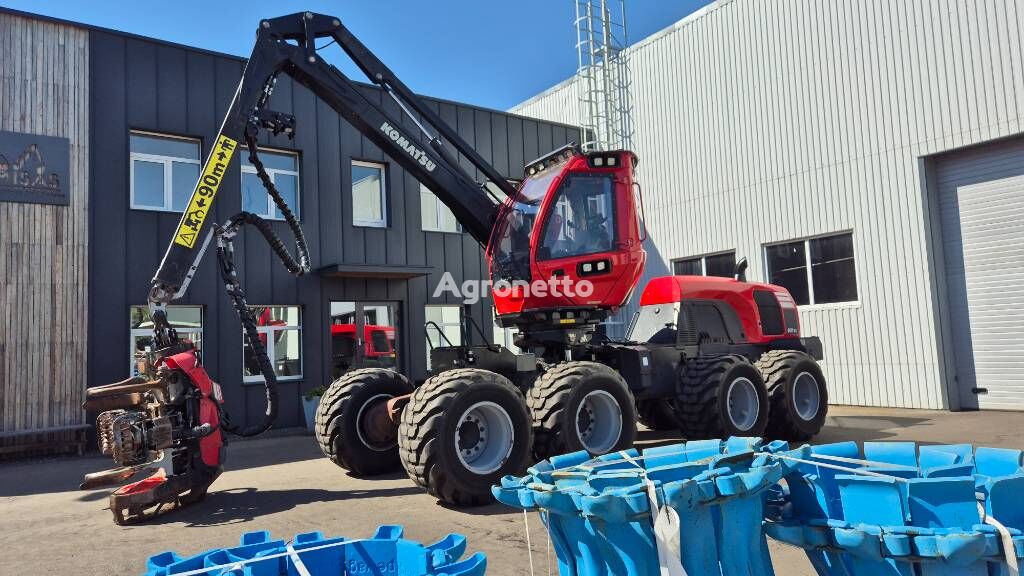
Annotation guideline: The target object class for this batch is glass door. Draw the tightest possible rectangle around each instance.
[329,301,400,379]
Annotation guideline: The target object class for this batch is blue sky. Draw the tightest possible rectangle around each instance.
[1,1,710,110]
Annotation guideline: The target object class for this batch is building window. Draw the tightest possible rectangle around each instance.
[129,132,201,212]
[599,314,626,340]
[492,320,520,354]
[425,305,462,370]
[241,149,300,220]
[672,251,736,278]
[765,232,857,306]
[130,305,203,376]
[420,183,460,233]
[352,160,387,227]
[243,306,303,382]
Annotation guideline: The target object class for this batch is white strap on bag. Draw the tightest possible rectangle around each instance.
[620,452,688,576]
[285,544,313,576]
[979,502,1020,576]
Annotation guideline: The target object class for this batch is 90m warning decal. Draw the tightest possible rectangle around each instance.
[174,135,238,248]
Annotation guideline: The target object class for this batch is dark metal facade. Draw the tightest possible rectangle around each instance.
[87,29,579,428]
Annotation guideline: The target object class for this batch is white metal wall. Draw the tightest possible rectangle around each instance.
[513,0,1024,409]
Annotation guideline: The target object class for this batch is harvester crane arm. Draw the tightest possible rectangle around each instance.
[140,11,515,437]
[152,11,514,306]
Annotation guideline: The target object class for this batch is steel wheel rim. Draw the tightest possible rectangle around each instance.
[575,390,623,454]
[455,401,515,475]
[355,393,395,452]
[792,372,821,422]
[726,377,760,432]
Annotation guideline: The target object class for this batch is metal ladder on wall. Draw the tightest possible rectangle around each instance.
[574,0,634,153]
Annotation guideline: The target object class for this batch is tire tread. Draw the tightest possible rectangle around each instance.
[756,350,827,441]
[398,369,529,507]
[314,368,411,476]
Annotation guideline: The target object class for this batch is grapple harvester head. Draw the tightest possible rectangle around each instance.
[81,344,225,524]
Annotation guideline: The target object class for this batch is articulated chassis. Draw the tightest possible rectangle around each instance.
[429,317,824,405]
[393,295,827,505]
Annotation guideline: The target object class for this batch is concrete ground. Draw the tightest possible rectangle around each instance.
[3,406,1023,575]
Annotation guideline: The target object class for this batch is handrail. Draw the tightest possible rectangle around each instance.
[424,320,455,350]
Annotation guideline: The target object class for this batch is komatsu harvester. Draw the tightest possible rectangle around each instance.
[81,11,827,523]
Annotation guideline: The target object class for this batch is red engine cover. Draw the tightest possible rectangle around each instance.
[639,275,802,344]
[163,351,224,468]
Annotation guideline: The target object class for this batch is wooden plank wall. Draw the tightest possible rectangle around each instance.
[0,14,89,447]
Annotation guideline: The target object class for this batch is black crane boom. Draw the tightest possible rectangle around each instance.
[150,11,509,303]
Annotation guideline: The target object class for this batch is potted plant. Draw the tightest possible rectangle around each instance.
[302,385,327,433]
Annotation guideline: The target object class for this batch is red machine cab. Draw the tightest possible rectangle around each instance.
[487,145,646,327]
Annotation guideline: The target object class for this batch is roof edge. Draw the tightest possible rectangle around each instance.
[510,0,731,113]
[0,6,581,131]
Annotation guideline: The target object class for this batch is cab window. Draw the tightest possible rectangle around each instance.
[537,173,616,260]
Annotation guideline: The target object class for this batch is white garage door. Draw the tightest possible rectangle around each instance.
[937,137,1024,410]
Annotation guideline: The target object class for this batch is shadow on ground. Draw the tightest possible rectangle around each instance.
[815,415,933,444]
[0,434,326,498]
[145,485,424,527]
[636,414,936,449]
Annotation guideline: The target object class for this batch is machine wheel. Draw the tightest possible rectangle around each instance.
[398,369,532,507]
[675,355,769,439]
[314,368,413,476]
[528,361,637,460]
[756,350,828,441]
[635,398,681,431]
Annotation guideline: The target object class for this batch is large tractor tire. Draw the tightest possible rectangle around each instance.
[675,355,769,439]
[398,368,532,507]
[635,398,681,431]
[314,368,413,477]
[756,350,828,441]
[528,361,637,460]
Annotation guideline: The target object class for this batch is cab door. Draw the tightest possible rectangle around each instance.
[531,158,644,310]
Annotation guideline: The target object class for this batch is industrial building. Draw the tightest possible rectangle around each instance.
[514,0,1024,411]
[0,7,577,450]
[4,0,1024,458]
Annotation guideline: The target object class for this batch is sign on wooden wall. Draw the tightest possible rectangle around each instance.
[0,130,70,206]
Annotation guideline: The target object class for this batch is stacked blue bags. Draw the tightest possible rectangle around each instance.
[493,437,805,575]
[766,441,1024,575]
[143,525,486,576]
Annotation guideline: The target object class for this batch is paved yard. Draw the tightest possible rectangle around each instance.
[2,406,1023,575]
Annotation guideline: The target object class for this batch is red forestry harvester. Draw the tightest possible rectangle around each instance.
[80,11,827,522]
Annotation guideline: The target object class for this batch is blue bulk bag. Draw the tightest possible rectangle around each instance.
[765,441,1024,576]
[143,525,486,576]
[494,437,801,576]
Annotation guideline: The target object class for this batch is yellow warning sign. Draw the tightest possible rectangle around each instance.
[174,135,238,248]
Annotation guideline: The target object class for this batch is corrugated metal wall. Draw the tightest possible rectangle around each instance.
[0,14,89,438]
[513,0,1024,409]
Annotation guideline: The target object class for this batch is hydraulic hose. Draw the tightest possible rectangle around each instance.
[215,130,310,437]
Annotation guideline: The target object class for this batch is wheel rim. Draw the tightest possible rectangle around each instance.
[356,394,396,452]
[726,377,760,432]
[575,390,623,454]
[792,372,821,422]
[455,401,515,475]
